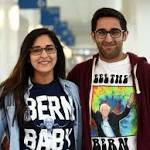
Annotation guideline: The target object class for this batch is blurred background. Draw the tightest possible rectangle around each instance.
[0,0,150,81]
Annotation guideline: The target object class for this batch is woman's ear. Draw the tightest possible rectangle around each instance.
[28,55,30,63]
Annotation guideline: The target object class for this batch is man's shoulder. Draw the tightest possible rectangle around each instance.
[67,53,98,82]
[78,58,93,67]
[69,58,92,74]
[59,78,78,89]
[128,52,149,66]
[71,53,99,71]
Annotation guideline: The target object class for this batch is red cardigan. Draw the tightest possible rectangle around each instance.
[67,52,150,150]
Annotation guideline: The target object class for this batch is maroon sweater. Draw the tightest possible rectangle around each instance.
[67,52,150,150]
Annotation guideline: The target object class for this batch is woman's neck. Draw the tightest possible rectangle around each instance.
[32,72,54,85]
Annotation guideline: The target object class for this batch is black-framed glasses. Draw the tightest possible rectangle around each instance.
[30,45,57,56]
[95,28,125,39]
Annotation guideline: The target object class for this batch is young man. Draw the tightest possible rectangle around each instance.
[67,7,150,150]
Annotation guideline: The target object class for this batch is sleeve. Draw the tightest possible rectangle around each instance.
[1,136,9,150]
[67,65,80,86]
[0,108,7,146]
[118,106,130,119]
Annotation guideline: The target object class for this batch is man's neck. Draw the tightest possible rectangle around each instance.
[99,53,127,63]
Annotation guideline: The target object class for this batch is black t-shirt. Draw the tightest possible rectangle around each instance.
[20,79,76,150]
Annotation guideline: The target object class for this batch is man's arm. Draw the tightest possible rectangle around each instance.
[127,93,135,107]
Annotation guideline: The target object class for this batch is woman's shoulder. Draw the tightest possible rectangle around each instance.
[59,78,78,88]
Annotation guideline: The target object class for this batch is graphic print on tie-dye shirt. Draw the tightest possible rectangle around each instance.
[90,86,137,150]
[91,86,137,137]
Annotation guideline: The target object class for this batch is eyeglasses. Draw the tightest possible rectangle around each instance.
[30,45,57,56]
[95,28,125,39]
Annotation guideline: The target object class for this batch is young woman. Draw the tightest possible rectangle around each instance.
[0,28,82,150]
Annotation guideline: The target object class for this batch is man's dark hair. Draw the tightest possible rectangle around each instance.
[91,7,127,32]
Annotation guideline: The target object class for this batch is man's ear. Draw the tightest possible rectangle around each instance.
[123,31,129,41]
[91,32,96,42]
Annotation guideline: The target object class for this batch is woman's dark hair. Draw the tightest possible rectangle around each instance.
[0,28,65,126]
[91,7,127,32]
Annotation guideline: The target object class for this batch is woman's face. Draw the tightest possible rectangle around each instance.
[29,34,57,79]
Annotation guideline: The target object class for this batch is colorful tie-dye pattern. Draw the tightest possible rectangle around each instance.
[91,86,137,137]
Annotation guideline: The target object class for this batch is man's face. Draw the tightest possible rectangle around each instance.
[100,104,110,119]
[91,17,128,62]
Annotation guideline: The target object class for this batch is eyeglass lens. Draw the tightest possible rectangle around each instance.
[95,28,124,38]
[30,45,56,55]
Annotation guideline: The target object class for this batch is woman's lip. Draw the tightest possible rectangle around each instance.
[38,61,50,64]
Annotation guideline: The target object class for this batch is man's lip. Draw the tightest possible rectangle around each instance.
[102,45,115,49]
[103,44,115,47]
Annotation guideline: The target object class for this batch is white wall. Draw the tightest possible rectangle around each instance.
[0,3,19,81]
[1,0,150,81]
[136,0,150,61]
[122,0,150,61]
[0,2,41,81]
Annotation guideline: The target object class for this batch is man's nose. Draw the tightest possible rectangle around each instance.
[104,33,113,42]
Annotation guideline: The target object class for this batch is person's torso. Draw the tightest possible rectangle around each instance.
[90,56,137,150]
[21,79,76,150]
